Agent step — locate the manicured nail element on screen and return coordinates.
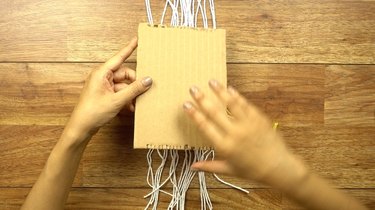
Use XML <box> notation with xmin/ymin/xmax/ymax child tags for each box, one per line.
<box><xmin>141</xmin><ymin>77</ymin><xmax>153</xmax><ymax>87</ymax></box>
<box><xmin>209</xmin><ymin>79</ymin><xmax>219</xmax><ymax>89</ymax></box>
<box><xmin>189</xmin><ymin>86</ymin><xmax>200</xmax><ymax>97</ymax></box>
<box><xmin>183</xmin><ymin>102</ymin><xmax>193</xmax><ymax>110</ymax></box>
<box><xmin>227</xmin><ymin>86</ymin><xmax>237</xmax><ymax>95</ymax></box>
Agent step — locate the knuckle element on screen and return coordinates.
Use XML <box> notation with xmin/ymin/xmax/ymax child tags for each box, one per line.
<box><xmin>204</xmin><ymin>104</ymin><xmax>219</xmax><ymax>119</ymax></box>
<box><xmin>131</xmin><ymin>81</ymin><xmax>145</xmax><ymax>95</ymax></box>
<box><xmin>195</xmin><ymin>115</ymin><xmax>207</xmax><ymax>130</ymax></box>
<box><xmin>124</xmin><ymin>70</ymin><xmax>130</xmax><ymax>80</ymax></box>
<box><xmin>227</xmin><ymin>94</ymin><xmax>239</xmax><ymax>107</ymax></box>
<box><xmin>87</xmin><ymin>70</ymin><xmax>96</xmax><ymax>80</ymax></box>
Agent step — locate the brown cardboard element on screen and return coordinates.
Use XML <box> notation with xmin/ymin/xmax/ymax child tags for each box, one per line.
<box><xmin>134</xmin><ymin>23</ymin><xmax>227</xmax><ymax>149</ymax></box>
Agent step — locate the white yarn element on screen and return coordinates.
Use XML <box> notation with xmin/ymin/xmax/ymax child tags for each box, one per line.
<box><xmin>209</xmin><ymin>0</ymin><xmax>216</xmax><ymax>29</ymax></box>
<box><xmin>144</xmin><ymin>148</ymin><xmax>248</xmax><ymax>210</ymax></box>
<box><xmin>145</xmin><ymin>149</ymin><xmax>171</xmax><ymax>210</ymax></box>
<box><xmin>147</xmin><ymin>0</ymin><xmax>217</xmax><ymax>28</ymax></box>
<box><xmin>211</xmin><ymin>150</ymin><xmax>250</xmax><ymax>194</ymax></box>
<box><xmin>145</xmin><ymin>0</ymin><xmax>154</xmax><ymax>25</ymax></box>
<box><xmin>197</xmin><ymin>149</ymin><xmax>213</xmax><ymax>210</ymax></box>
<box><xmin>143</xmin><ymin>1</ymin><xmax>243</xmax><ymax>209</ymax></box>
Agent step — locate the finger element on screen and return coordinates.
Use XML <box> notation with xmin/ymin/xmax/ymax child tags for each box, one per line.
<box><xmin>183</xmin><ymin>101</ymin><xmax>225</xmax><ymax>148</ymax></box>
<box><xmin>118</xmin><ymin>103</ymin><xmax>135</xmax><ymax>115</ymax></box>
<box><xmin>208</xmin><ymin>80</ymin><xmax>248</xmax><ymax>119</ymax></box>
<box><xmin>189</xmin><ymin>86</ymin><xmax>234</xmax><ymax>133</ymax></box>
<box><xmin>114</xmin><ymin>83</ymin><xmax>128</xmax><ymax>92</ymax></box>
<box><xmin>104</xmin><ymin>37</ymin><xmax>138</xmax><ymax>71</ymax></box>
<box><xmin>129</xmin><ymin>104</ymin><xmax>135</xmax><ymax>112</ymax></box>
<box><xmin>113</xmin><ymin>66</ymin><xmax>136</xmax><ymax>83</ymax></box>
<box><xmin>119</xmin><ymin>103</ymin><xmax>135</xmax><ymax>114</ymax></box>
<box><xmin>227</xmin><ymin>86</ymin><xmax>263</xmax><ymax>119</ymax></box>
<box><xmin>113</xmin><ymin>76</ymin><xmax>152</xmax><ymax>106</ymax></box>
<box><xmin>191</xmin><ymin>160</ymin><xmax>232</xmax><ymax>175</ymax></box>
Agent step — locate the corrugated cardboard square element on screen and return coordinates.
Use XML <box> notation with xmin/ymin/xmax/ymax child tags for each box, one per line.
<box><xmin>134</xmin><ymin>23</ymin><xmax>226</xmax><ymax>149</ymax></box>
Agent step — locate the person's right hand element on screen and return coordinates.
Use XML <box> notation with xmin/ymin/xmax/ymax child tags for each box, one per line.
<box><xmin>183</xmin><ymin>80</ymin><xmax>308</xmax><ymax>189</ymax></box>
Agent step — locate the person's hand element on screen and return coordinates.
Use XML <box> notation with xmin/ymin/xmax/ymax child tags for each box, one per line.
<box><xmin>183</xmin><ymin>80</ymin><xmax>307</xmax><ymax>189</ymax></box>
<box><xmin>67</xmin><ymin>38</ymin><xmax>152</xmax><ymax>138</ymax></box>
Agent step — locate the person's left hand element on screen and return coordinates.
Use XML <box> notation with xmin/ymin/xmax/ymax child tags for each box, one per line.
<box><xmin>67</xmin><ymin>38</ymin><xmax>152</xmax><ymax>137</ymax></box>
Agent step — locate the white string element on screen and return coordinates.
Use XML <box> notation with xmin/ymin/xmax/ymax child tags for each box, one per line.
<box><xmin>208</xmin><ymin>0</ymin><xmax>216</xmax><ymax>29</ymax></box>
<box><xmin>197</xmin><ymin>149</ymin><xmax>213</xmax><ymax>210</ymax></box>
<box><xmin>179</xmin><ymin>150</ymin><xmax>197</xmax><ymax>209</ymax></box>
<box><xmin>202</xmin><ymin>0</ymin><xmax>208</xmax><ymax>29</ymax></box>
<box><xmin>211</xmin><ymin>150</ymin><xmax>250</xmax><ymax>194</ymax></box>
<box><xmin>144</xmin><ymin>149</ymin><xmax>170</xmax><ymax>210</ymax></box>
<box><xmin>160</xmin><ymin>0</ymin><xmax>216</xmax><ymax>28</ymax></box>
<box><xmin>144</xmin><ymin>1</ymin><xmax>221</xmax><ymax>209</ymax></box>
<box><xmin>167</xmin><ymin>150</ymin><xmax>180</xmax><ymax>209</ymax></box>
<box><xmin>213</xmin><ymin>174</ymin><xmax>250</xmax><ymax>194</ymax></box>
<box><xmin>144</xmin><ymin>148</ymin><xmax>248</xmax><ymax>210</ymax></box>
<box><xmin>145</xmin><ymin>0</ymin><xmax>154</xmax><ymax>25</ymax></box>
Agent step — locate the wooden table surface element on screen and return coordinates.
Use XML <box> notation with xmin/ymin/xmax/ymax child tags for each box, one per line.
<box><xmin>0</xmin><ymin>0</ymin><xmax>374</xmax><ymax>209</ymax></box>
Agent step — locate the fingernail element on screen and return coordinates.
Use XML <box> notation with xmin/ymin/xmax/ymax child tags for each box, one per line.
<box><xmin>141</xmin><ymin>77</ymin><xmax>153</xmax><ymax>87</ymax></box>
<box><xmin>209</xmin><ymin>79</ymin><xmax>219</xmax><ymax>89</ymax></box>
<box><xmin>183</xmin><ymin>102</ymin><xmax>193</xmax><ymax>110</ymax></box>
<box><xmin>189</xmin><ymin>86</ymin><xmax>199</xmax><ymax>97</ymax></box>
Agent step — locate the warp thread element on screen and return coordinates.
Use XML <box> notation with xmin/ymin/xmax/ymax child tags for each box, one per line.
<box><xmin>144</xmin><ymin>149</ymin><xmax>248</xmax><ymax>210</ymax></box>
<box><xmin>146</xmin><ymin>0</ymin><xmax>217</xmax><ymax>29</ymax></box>
<box><xmin>143</xmin><ymin>1</ymin><xmax>248</xmax><ymax>209</ymax></box>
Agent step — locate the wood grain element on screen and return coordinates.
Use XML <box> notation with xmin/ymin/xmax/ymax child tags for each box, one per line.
<box><xmin>325</xmin><ymin>65</ymin><xmax>375</xmax><ymax>126</ymax></box>
<box><xmin>0</xmin><ymin>188</ymin><xmax>281</xmax><ymax>210</ymax></box>
<box><xmin>1</xmin><ymin>0</ymin><xmax>374</xmax><ymax>63</ymax></box>
<box><xmin>2</xmin><ymin>63</ymin><xmax>373</xmax><ymax>126</ymax></box>
<box><xmin>0</xmin><ymin>63</ymin><xmax>327</xmax><ymax>126</ymax></box>
<box><xmin>228</xmin><ymin>64</ymin><xmax>325</xmax><ymax>126</ymax></box>
<box><xmin>1</xmin><ymin>188</ymin><xmax>374</xmax><ymax>210</ymax></box>
<box><xmin>1</xmin><ymin>0</ymin><xmax>374</xmax><ymax>208</ymax></box>
<box><xmin>281</xmin><ymin>189</ymin><xmax>375</xmax><ymax>210</ymax></box>
<box><xmin>0</xmin><ymin>124</ymin><xmax>373</xmax><ymax>189</ymax></box>
<box><xmin>1</xmin><ymin>63</ymin><xmax>373</xmax><ymax>191</ymax></box>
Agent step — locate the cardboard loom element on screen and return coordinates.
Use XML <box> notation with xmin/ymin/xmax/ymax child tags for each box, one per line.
<box><xmin>134</xmin><ymin>23</ymin><xmax>226</xmax><ymax>149</ymax></box>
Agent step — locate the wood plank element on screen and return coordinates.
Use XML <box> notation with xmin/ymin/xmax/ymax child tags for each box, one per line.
<box><xmin>282</xmin><ymin>189</ymin><xmax>375</xmax><ymax>210</ymax></box>
<box><xmin>229</xmin><ymin>64</ymin><xmax>325</xmax><ymax>126</ymax></box>
<box><xmin>0</xmin><ymin>63</ymin><xmax>373</xmax><ymax>188</ymax></box>
<box><xmin>1</xmin><ymin>0</ymin><xmax>374</xmax><ymax>63</ymax></box>
<box><xmin>325</xmin><ymin>65</ymin><xmax>375</xmax><ymax>126</ymax></box>
<box><xmin>0</xmin><ymin>63</ymin><xmax>326</xmax><ymax>127</ymax></box>
<box><xmin>0</xmin><ymin>188</ymin><xmax>281</xmax><ymax>210</ymax></box>
<box><xmin>281</xmin><ymin>126</ymin><xmax>375</xmax><ymax>189</ymax></box>
<box><xmin>0</xmin><ymin>125</ymin><xmax>373</xmax><ymax>188</ymax></box>
<box><xmin>1</xmin><ymin>188</ymin><xmax>374</xmax><ymax>210</ymax></box>
<box><xmin>0</xmin><ymin>125</ymin><xmax>83</xmax><ymax>187</ymax></box>
<box><xmin>0</xmin><ymin>0</ymin><xmax>68</xmax><ymax>62</ymax></box>
<box><xmin>0</xmin><ymin>63</ymin><xmax>92</xmax><ymax>125</ymax></box>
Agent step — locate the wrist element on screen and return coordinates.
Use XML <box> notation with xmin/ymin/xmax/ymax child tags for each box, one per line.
<box><xmin>281</xmin><ymin>155</ymin><xmax>310</xmax><ymax>192</ymax></box>
<box><xmin>60</xmin><ymin>122</ymin><xmax>96</xmax><ymax>150</ymax></box>
<box><xmin>263</xmin><ymin>152</ymin><xmax>310</xmax><ymax>192</ymax></box>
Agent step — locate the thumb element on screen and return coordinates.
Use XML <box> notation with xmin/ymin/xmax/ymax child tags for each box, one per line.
<box><xmin>191</xmin><ymin>160</ymin><xmax>232</xmax><ymax>175</ymax></box>
<box><xmin>114</xmin><ymin>76</ymin><xmax>152</xmax><ymax>105</ymax></box>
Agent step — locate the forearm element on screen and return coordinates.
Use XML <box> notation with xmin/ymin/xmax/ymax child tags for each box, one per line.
<box><xmin>285</xmin><ymin>172</ymin><xmax>367</xmax><ymax>210</ymax></box>
<box><xmin>22</xmin><ymin>126</ymin><xmax>92</xmax><ymax>210</ymax></box>
<box><xmin>268</xmin><ymin>153</ymin><xmax>367</xmax><ymax>210</ymax></box>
